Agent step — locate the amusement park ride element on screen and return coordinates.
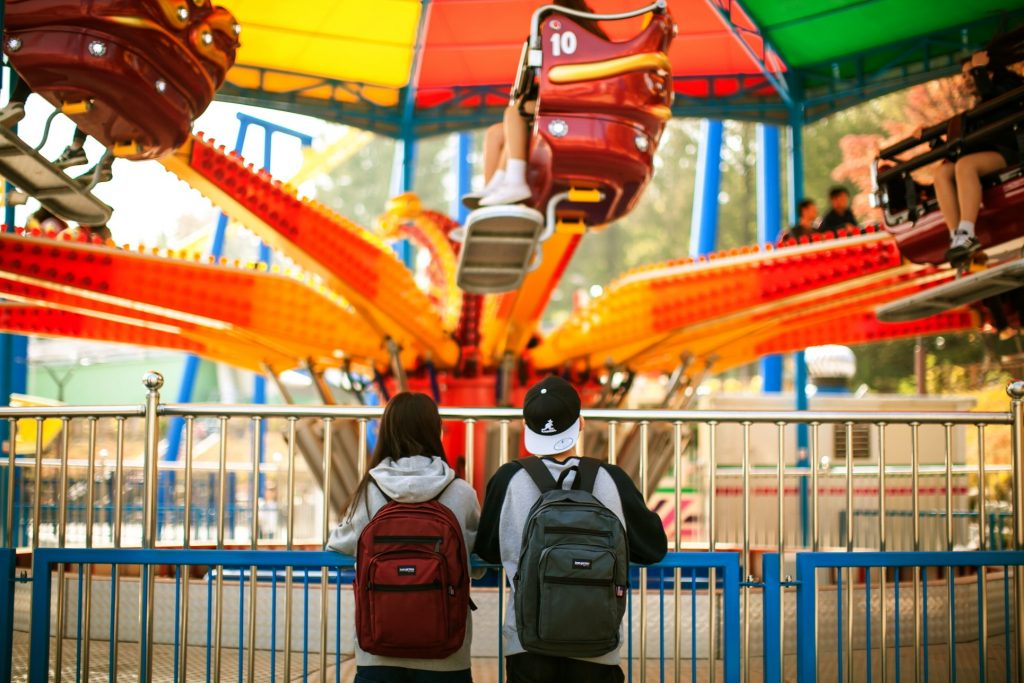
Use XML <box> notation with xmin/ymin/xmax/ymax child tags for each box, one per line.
<box><xmin>0</xmin><ymin>0</ymin><xmax>1018</xmax><ymax>497</ymax></box>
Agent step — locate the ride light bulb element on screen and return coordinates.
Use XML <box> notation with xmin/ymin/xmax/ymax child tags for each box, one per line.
<box><xmin>155</xmin><ymin>79</ymin><xmax>167</xmax><ymax>93</ymax></box>
<box><xmin>88</xmin><ymin>40</ymin><xmax>107</xmax><ymax>57</ymax></box>
<box><xmin>548</xmin><ymin>119</ymin><xmax>569</xmax><ymax>138</ymax></box>
<box><xmin>5</xmin><ymin>37</ymin><xmax>21</xmax><ymax>52</ymax></box>
<box><xmin>177</xmin><ymin>7</ymin><xmax>189</xmax><ymax>22</ymax></box>
<box><xmin>635</xmin><ymin>135</ymin><xmax>650</xmax><ymax>152</ymax></box>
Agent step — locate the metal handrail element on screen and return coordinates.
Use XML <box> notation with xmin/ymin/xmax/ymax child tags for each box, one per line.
<box><xmin>0</xmin><ymin>405</ymin><xmax>143</xmax><ymax>418</ymax></box>
<box><xmin>148</xmin><ymin>402</ymin><xmax>1015</xmax><ymax>425</ymax></box>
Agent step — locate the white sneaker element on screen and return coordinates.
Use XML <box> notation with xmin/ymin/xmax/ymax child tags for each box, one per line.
<box><xmin>479</xmin><ymin>181</ymin><xmax>532</xmax><ymax>207</ymax></box>
<box><xmin>462</xmin><ymin>171</ymin><xmax>505</xmax><ymax>210</ymax></box>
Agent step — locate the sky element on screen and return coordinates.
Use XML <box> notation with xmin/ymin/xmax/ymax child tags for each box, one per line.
<box><xmin>11</xmin><ymin>84</ymin><xmax>341</xmax><ymax>248</ymax></box>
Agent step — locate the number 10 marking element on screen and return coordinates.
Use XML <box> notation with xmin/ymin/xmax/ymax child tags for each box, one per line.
<box><xmin>550</xmin><ymin>31</ymin><xmax>578</xmax><ymax>57</ymax></box>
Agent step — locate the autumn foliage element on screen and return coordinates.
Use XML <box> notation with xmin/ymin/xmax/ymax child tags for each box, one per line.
<box><xmin>831</xmin><ymin>77</ymin><xmax>972</xmax><ymax>220</ymax></box>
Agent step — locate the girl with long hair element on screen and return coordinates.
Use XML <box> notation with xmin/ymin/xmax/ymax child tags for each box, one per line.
<box><xmin>327</xmin><ymin>392</ymin><xmax>481</xmax><ymax>682</ymax></box>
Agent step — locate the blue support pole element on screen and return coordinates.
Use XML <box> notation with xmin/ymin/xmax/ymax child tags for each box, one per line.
<box><xmin>164</xmin><ymin>115</ymin><xmax>311</xmax><ymax>511</ymax></box>
<box><xmin>452</xmin><ymin>132</ymin><xmax>473</xmax><ymax>225</ymax></box>
<box><xmin>756</xmin><ymin>124</ymin><xmax>783</xmax><ymax>392</ymax></box>
<box><xmin>388</xmin><ymin>134</ymin><xmax>417</xmax><ymax>269</ymax></box>
<box><xmin>689</xmin><ymin>119</ymin><xmax>723</xmax><ymax>257</ymax></box>
<box><xmin>788</xmin><ymin>99</ymin><xmax>811</xmax><ymax>545</ymax></box>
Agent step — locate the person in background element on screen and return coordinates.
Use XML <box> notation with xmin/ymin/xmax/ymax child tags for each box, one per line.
<box><xmin>780</xmin><ymin>198</ymin><xmax>819</xmax><ymax>242</ymax></box>
<box><xmin>326</xmin><ymin>392</ymin><xmax>480</xmax><ymax>683</ymax></box>
<box><xmin>26</xmin><ymin>207</ymin><xmax>68</xmax><ymax>234</ymax></box>
<box><xmin>819</xmin><ymin>186</ymin><xmax>858</xmax><ymax>233</ymax></box>
<box><xmin>926</xmin><ymin>28</ymin><xmax>1024</xmax><ymax>262</ymax></box>
<box><xmin>462</xmin><ymin>0</ymin><xmax>609</xmax><ymax>208</ymax></box>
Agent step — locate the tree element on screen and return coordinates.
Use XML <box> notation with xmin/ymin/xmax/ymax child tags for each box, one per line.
<box><xmin>831</xmin><ymin>77</ymin><xmax>970</xmax><ymax>219</ymax></box>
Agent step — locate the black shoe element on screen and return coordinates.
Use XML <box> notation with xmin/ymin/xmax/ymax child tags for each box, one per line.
<box><xmin>461</xmin><ymin>192</ymin><xmax>483</xmax><ymax>211</ymax></box>
<box><xmin>54</xmin><ymin>146</ymin><xmax>88</xmax><ymax>170</ymax></box>
<box><xmin>944</xmin><ymin>233</ymin><xmax>980</xmax><ymax>264</ymax></box>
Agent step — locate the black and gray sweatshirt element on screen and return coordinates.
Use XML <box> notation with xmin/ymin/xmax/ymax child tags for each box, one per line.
<box><xmin>474</xmin><ymin>455</ymin><xmax>668</xmax><ymax>665</ymax></box>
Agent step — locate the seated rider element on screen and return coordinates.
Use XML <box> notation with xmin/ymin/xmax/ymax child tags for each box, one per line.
<box><xmin>819</xmin><ymin>186</ymin><xmax>858</xmax><ymax>233</ymax></box>
<box><xmin>462</xmin><ymin>0</ymin><xmax>609</xmax><ymax>208</ymax></box>
<box><xmin>779</xmin><ymin>198</ymin><xmax>819</xmax><ymax>242</ymax></box>
<box><xmin>0</xmin><ymin>77</ymin><xmax>114</xmax><ymax>186</ymax></box>
<box><xmin>922</xmin><ymin>28</ymin><xmax>1024</xmax><ymax>263</ymax></box>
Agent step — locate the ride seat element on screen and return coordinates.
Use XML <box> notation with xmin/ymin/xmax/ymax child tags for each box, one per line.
<box><xmin>520</xmin><ymin>10</ymin><xmax>675</xmax><ymax>227</ymax></box>
<box><xmin>3</xmin><ymin>0</ymin><xmax>239</xmax><ymax>160</ymax></box>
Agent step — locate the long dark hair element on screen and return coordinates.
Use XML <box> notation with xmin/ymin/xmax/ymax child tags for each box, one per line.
<box><xmin>554</xmin><ymin>0</ymin><xmax>610</xmax><ymax>41</ymax></box>
<box><xmin>345</xmin><ymin>392</ymin><xmax>449</xmax><ymax>515</ymax></box>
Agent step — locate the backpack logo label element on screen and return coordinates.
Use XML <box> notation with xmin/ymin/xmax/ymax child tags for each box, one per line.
<box><xmin>397</xmin><ymin>566</ymin><xmax>417</xmax><ymax>576</ymax></box>
<box><xmin>541</xmin><ymin>419</ymin><xmax>556</xmax><ymax>433</ymax></box>
<box><xmin>572</xmin><ymin>559</ymin><xmax>592</xmax><ymax>570</ymax></box>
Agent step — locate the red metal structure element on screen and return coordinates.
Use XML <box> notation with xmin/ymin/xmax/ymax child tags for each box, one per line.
<box><xmin>3</xmin><ymin>0</ymin><xmax>239</xmax><ymax>159</ymax></box>
<box><xmin>521</xmin><ymin>7</ymin><xmax>675</xmax><ymax>225</ymax></box>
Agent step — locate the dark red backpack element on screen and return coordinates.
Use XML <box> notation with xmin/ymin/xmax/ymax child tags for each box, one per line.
<box><xmin>355</xmin><ymin>480</ymin><xmax>470</xmax><ymax>658</ymax></box>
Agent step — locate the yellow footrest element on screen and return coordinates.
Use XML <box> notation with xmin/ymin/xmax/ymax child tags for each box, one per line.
<box><xmin>112</xmin><ymin>140</ymin><xmax>144</xmax><ymax>157</ymax></box>
<box><xmin>60</xmin><ymin>100</ymin><xmax>92</xmax><ymax>115</ymax></box>
<box><xmin>568</xmin><ymin>187</ymin><xmax>602</xmax><ymax>203</ymax></box>
<box><xmin>557</xmin><ymin>218</ymin><xmax>587</xmax><ymax>235</ymax></box>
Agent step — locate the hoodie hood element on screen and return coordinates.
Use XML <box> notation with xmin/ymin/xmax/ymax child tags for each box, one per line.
<box><xmin>369</xmin><ymin>455</ymin><xmax>455</xmax><ymax>503</ymax></box>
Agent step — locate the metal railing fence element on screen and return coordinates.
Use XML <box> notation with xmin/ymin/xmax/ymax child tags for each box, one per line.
<box><xmin>789</xmin><ymin>550</ymin><xmax>1024</xmax><ymax>683</ymax></box>
<box><xmin>23</xmin><ymin>548</ymin><xmax>742</xmax><ymax>683</ymax></box>
<box><xmin>0</xmin><ymin>373</ymin><xmax>1022</xmax><ymax>682</ymax></box>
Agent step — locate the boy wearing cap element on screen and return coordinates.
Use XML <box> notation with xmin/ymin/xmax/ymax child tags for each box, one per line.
<box><xmin>475</xmin><ymin>376</ymin><xmax>667</xmax><ymax>682</ymax></box>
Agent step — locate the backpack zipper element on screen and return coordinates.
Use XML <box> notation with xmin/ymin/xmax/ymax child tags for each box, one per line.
<box><xmin>543</xmin><ymin>576</ymin><xmax>613</xmax><ymax>587</ymax></box>
<box><xmin>373</xmin><ymin>534</ymin><xmax>443</xmax><ymax>552</ymax></box>
<box><xmin>544</xmin><ymin>526</ymin><xmax>611</xmax><ymax>536</ymax></box>
<box><xmin>370</xmin><ymin>580</ymin><xmax>443</xmax><ymax>592</ymax></box>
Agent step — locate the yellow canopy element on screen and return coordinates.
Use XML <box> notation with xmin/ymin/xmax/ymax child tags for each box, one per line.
<box><xmin>225</xmin><ymin>0</ymin><xmax>422</xmax><ymax>108</ymax></box>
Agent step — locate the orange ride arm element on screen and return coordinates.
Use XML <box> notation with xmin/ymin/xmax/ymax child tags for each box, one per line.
<box><xmin>628</xmin><ymin>264</ymin><xmax>949</xmax><ymax>372</ymax></box>
<box><xmin>481</xmin><ymin>231</ymin><xmax>582</xmax><ymax>364</ymax></box>
<box><xmin>0</xmin><ymin>276</ymin><xmax>296</xmax><ymax>372</ymax></box>
<box><xmin>375</xmin><ymin>194</ymin><xmax>462</xmax><ymax>332</ymax></box>
<box><xmin>161</xmin><ymin>134</ymin><xmax>459</xmax><ymax>367</ymax></box>
<box><xmin>531</xmin><ymin>230</ymin><xmax>902</xmax><ymax>369</ymax></box>
<box><xmin>708</xmin><ymin>308</ymin><xmax>977</xmax><ymax>375</ymax></box>
<box><xmin>0</xmin><ymin>232</ymin><xmax>387</xmax><ymax>368</ymax></box>
<box><xmin>0</xmin><ymin>304</ymin><xmax>284</xmax><ymax>369</ymax></box>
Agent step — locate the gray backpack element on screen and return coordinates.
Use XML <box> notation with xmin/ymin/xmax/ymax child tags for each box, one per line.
<box><xmin>513</xmin><ymin>457</ymin><xmax>629</xmax><ymax>658</ymax></box>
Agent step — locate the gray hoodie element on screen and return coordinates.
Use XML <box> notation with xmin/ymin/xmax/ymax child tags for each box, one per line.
<box><xmin>326</xmin><ymin>455</ymin><xmax>480</xmax><ymax>671</ymax></box>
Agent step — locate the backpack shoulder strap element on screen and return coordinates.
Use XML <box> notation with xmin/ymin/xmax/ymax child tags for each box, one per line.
<box><xmin>572</xmin><ymin>457</ymin><xmax>601</xmax><ymax>494</ymax></box>
<box><xmin>517</xmin><ymin>457</ymin><xmax>558</xmax><ymax>493</ymax></box>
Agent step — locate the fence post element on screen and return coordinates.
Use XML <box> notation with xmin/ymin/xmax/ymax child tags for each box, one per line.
<box><xmin>140</xmin><ymin>371</ymin><xmax>163</xmax><ymax>683</ymax></box>
<box><xmin>794</xmin><ymin>553</ymin><xmax>816</xmax><ymax>683</ymax></box>
<box><xmin>0</xmin><ymin>548</ymin><xmax>14</xmax><ymax>683</ymax></box>
<box><xmin>1009</xmin><ymin>380</ymin><xmax>1024</xmax><ymax>680</ymax></box>
<box><xmin>142</xmin><ymin>371</ymin><xmax>163</xmax><ymax>547</ymax></box>
<box><xmin>763</xmin><ymin>553</ymin><xmax>780</xmax><ymax>683</ymax></box>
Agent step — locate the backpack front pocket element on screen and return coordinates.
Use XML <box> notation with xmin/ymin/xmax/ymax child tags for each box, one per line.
<box><xmin>366</xmin><ymin>550</ymin><xmax>449</xmax><ymax>649</ymax></box>
<box><xmin>537</xmin><ymin>544</ymin><xmax>622</xmax><ymax>646</ymax></box>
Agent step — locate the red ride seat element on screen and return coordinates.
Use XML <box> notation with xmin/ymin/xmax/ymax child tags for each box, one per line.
<box><xmin>3</xmin><ymin>0</ymin><xmax>240</xmax><ymax>160</ymax></box>
<box><xmin>520</xmin><ymin>8</ymin><xmax>675</xmax><ymax>226</ymax></box>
